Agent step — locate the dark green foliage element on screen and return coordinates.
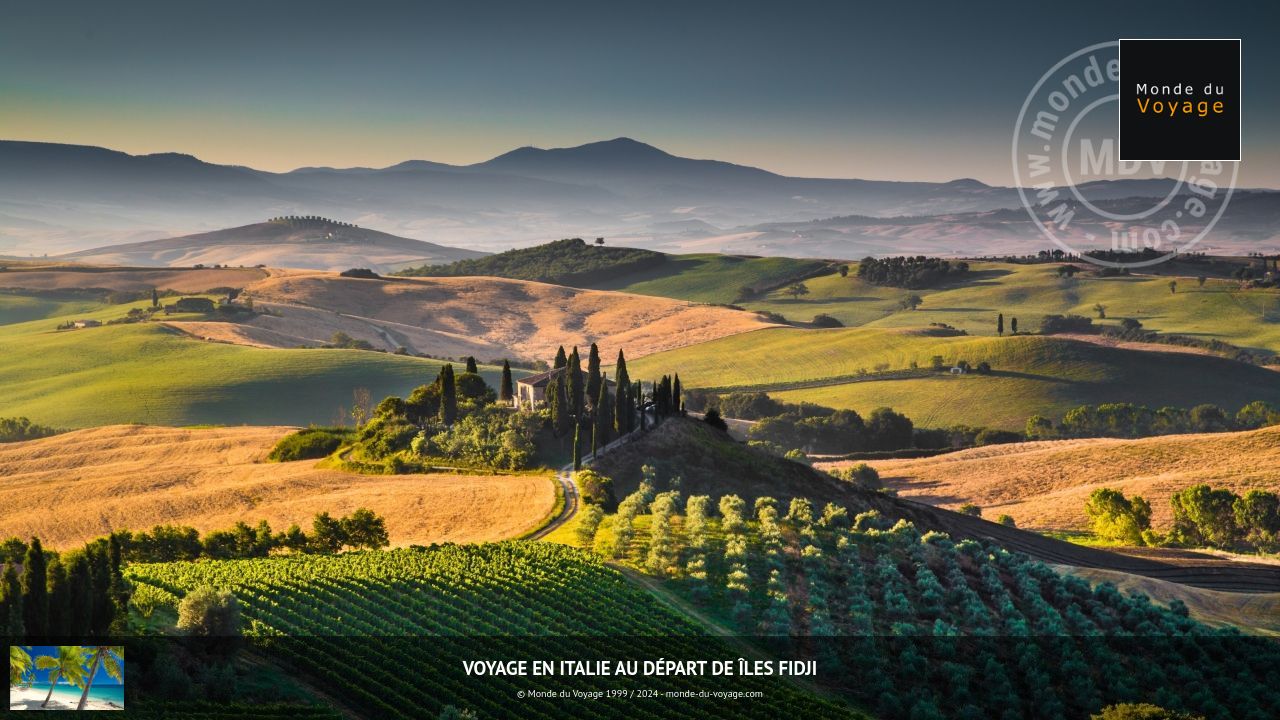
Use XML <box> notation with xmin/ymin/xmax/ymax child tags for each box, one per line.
<box><xmin>438</xmin><ymin>364</ymin><xmax>458</xmax><ymax>425</ymax></box>
<box><xmin>997</xmin><ymin>313</ymin><xmax>1004</xmax><ymax>335</ymax></box>
<box><xmin>0</xmin><ymin>564</ymin><xmax>22</xmax><ymax>635</ymax></box>
<box><xmin>613</xmin><ymin>351</ymin><xmax>632</xmax><ymax>435</ymax></box>
<box><xmin>702</xmin><ymin>408</ymin><xmax>728</xmax><ymax>432</ymax></box>
<box><xmin>857</xmin><ymin>256</ymin><xmax>969</xmax><ymax>288</ymax></box>
<box><xmin>21</xmin><ymin>537</ymin><xmax>48</xmax><ymax>636</ymax></box>
<box><xmin>586</xmin><ymin>344</ymin><xmax>602</xmax><ymax>410</ymax></box>
<box><xmin>464</xmin><ymin>356</ymin><xmax>479</xmax><ymax>374</ymax></box>
<box><xmin>397</xmin><ymin>237</ymin><xmax>666</xmax><ymax>285</ymax></box>
<box><xmin>1170</xmin><ymin>484</ymin><xmax>1240</xmax><ymax>549</ymax></box>
<box><xmin>593</xmin><ymin>375</ymin><xmax>612</xmax><ymax>451</ymax></box>
<box><xmin>1039</xmin><ymin>314</ymin><xmax>1095</xmax><ymax>334</ymax></box>
<box><xmin>567</xmin><ymin>348</ymin><xmax>585</xmax><ymax>418</ymax></box>
<box><xmin>406</xmin><ymin>382</ymin><xmax>443</xmax><ymax>424</ymax></box>
<box><xmin>811</xmin><ymin>313</ymin><xmax>843</xmax><ymax>328</ymax></box>
<box><xmin>867</xmin><ymin>407</ymin><xmax>914</xmax><ymax>450</ymax></box>
<box><xmin>338</xmin><ymin>268</ymin><xmax>380</xmax><ymax>279</ymax></box>
<box><xmin>342</xmin><ymin>508</ymin><xmax>390</xmax><ymax>550</ymax></box>
<box><xmin>499</xmin><ymin>360</ymin><xmax>513</xmax><ymax>403</ymax></box>
<box><xmin>575</xmin><ymin>469</ymin><xmax>615</xmax><ymax>508</ymax></box>
<box><xmin>572</xmin><ymin>421</ymin><xmax>582</xmax><ymax>471</ymax></box>
<box><xmin>1033</xmin><ymin>401</ymin><xmax>1269</xmax><ymax>440</ymax></box>
<box><xmin>553</xmin><ymin>346</ymin><xmax>567</xmax><ymax>369</ymax></box>
<box><xmin>267</xmin><ymin>427</ymin><xmax>354</xmax><ymax>462</ymax></box>
<box><xmin>0</xmin><ymin>416</ymin><xmax>59</xmax><ymax>443</ymax></box>
<box><xmin>453</xmin><ymin>372</ymin><xmax>494</xmax><ymax>403</ymax></box>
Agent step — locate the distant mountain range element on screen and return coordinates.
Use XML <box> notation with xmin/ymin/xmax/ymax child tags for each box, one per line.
<box><xmin>1</xmin><ymin>138</ymin><xmax>1276</xmax><ymax>260</ymax></box>
<box><xmin>59</xmin><ymin>218</ymin><xmax>486</xmax><ymax>272</ymax></box>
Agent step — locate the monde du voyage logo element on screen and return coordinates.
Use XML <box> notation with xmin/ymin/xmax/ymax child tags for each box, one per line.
<box><xmin>1013</xmin><ymin>39</ymin><xmax>1242</xmax><ymax>268</ymax></box>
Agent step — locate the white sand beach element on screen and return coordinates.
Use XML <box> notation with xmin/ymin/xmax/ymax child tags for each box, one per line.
<box><xmin>8</xmin><ymin>685</ymin><xmax>122</xmax><ymax>711</ymax></box>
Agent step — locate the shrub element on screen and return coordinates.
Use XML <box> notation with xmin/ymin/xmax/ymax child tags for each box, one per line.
<box><xmin>1085</xmin><ymin>488</ymin><xmax>1152</xmax><ymax>545</ymax></box>
<box><xmin>811</xmin><ymin>313</ymin><xmax>844</xmax><ymax>328</ymax></box>
<box><xmin>996</xmin><ymin>514</ymin><xmax>1016</xmax><ymax>527</ymax></box>
<box><xmin>575</xmin><ymin>470</ymin><xmax>615</xmax><ymax>508</ymax></box>
<box><xmin>974</xmin><ymin>428</ymin><xmax>1022</xmax><ymax>446</ymax></box>
<box><xmin>1039</xmin><ymin>314</ymin><xmax>1094</xmax><ymax>334</ymax></box>
<box><xmin>267</xmin><ymin>428</ymin><xmax>353</xmax><ymax>462</ymax></box>
<box><xmin>177</xmin><ymin>586</ymin><xmax>241</xmax><ymax>636</ymax></box>
<box><xmin>957</xmin><ymin>504</ymin><xmax>982</xmax><ymax>517</ymax></box>
<box><xmin>702</xmin><ymin>408</ymin><xmax>729</xmax><ymax>432</ymax></box>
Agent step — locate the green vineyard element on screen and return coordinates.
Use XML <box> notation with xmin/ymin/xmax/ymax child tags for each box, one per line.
<box><xmin>126</xmin><ymin>543</ymin><xmax>864</xmax><ymax>719</ymax></box>
<box><xmin>591</xmin><ymin>487</ymin><xmax>1280</xmax><ymax>720</ymax></box>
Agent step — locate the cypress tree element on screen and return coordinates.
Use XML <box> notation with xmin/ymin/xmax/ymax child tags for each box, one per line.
<box><xmin>499</xmin><ymin>360</ymin><xmax>514</xmax><ymax>403</ymax></box>
<box><xmin>1011</xmin><ymin>318</ymin><xmax>1018</xmax><ymax>334</ymax></box>
<box><xmin>46</xmin><ymin>557</ymin><xmax>69</xmax><ymax>635</ymax></box>
<box><xmin>21</xmin><ymin>537</ymin><xmax>48</xmax><ymax>637</ymax></box>
<box><xmin>673</xmin><ymin>374</ymin><xmax>682</xmax><ymax>415</ymax></box>
<box><xmin>438</xmin><ymin>364</ymin><xmax>457</xmax><ymax>425</ymax></box>
<box><xmin>465</xmin><ymin>356</ymin><xmax>479</xmax><ymax>374</ymax></box>
<box><xmin>638</xmin><ymin>382</ymin><xmax>648</xmax><ymax>431</ymax></box>
<box><xmin>567</xmin><ymin>347</ymin><xmax>585</xmax><ymax>419</ymax></box>
<box><xmin>151</xmin><ymin>288</ymin><xmax>159</xmax><ymax>308</ymax></box>
<box><xmin>614</xmin><ymin>350</ymin><xmax>631</xmax><ymax>435</ymax></box>
<box><xmin>633</xmin><ymin>381</ymin><xmax>643</xmax><ymax>432</ymax></box>
<box><xmin>997</xmin><ymin>313</ymin><xmax>1004</xmax><ymax>336</ymax></box>
<box><xmin>553</xmin><ymin>346</ymin><xmax>567</xmax><ymax>369</ymax></box>
<box><xmin>572</xmin><ymin>420</ymin><xmax>582</xmax><ymax>471</ymax></box>
<box><xmin>88</xmin><ymin>545</ymin><xmax>113</xmax><ymax>637</ymax></box>
<box><xmin>594</xmin><ymin>373</ymin><xmax>612</xmax><ymax>452</ymax></box>
<box><xmin>1</xmin><ymin>565</ymin><xmax>22</xmax><ymax>635</ymax></box>
<box><xmin>548</xmin><ymin>374</ymin><xmax>571</xmax><ymax>436</ymax></box>
<box><xmin>66</xmin><ymin>552</ymin><xmax>92</xmax><ymax>637</ymax></box>
<box><xmin>586</xmin><ymin>343</ymin><xmax>602</xmax><ymax>409</ymax></box>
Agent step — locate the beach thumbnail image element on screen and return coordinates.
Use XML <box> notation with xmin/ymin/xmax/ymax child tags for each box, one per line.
<box><xmin>9</xmin><ymin>646</ymin><xmax>123</xmax><ymax>711</ymax></box>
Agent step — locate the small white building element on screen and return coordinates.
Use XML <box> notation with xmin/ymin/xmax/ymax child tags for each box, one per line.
<box><xmin>73</xmin><ymin>319</ymin><xmax>102</xmax><ymax>329</ymax></box>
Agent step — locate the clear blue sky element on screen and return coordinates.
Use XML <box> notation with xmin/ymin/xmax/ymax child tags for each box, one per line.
<box><xmin>2</xmin><ymin>0</ymin><xmax>1276</xmax><ymax>185</ymax></box>
<box><xmin>23</xmin><ymin>647</ymin><xmax>123</xmax><ymax>686</ymax></box>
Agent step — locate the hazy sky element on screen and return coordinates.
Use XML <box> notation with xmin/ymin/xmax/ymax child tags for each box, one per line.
<box><xmin>3</xmin><ymin>0</ymin><xmax>1278</xmax><ymax>186</ymax></box>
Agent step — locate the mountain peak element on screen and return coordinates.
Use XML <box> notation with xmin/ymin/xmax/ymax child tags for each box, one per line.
<box><xmin>479</xmin><ymin>137</ymin><xmax>672</xmax><ymax>167</ymax></box>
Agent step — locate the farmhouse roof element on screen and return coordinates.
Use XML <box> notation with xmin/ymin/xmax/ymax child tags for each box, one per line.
<box><xmin>516</xmin><ymin>367</ymin><xmax>619</xmax><ymax>388</ymax></box>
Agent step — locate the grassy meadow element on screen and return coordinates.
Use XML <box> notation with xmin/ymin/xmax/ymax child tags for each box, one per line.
<box><xmin>744</xmin><ymin>262</ymin><xmax>1280</xmax><ymax>352</ymax></box>
<box><xmin>586</xmin><ymin>253</ymin><xmax>829</xmax><ymax>304</ymax></box>
<box><xmin>0</xmin><ymin>301</ymin><xmax>505</xmax><ymax>428</ymax></box>
<box><xmin>630</xmin><ymin>327</ymin><xmax>1280</xmax><ymax>429</ymax></box>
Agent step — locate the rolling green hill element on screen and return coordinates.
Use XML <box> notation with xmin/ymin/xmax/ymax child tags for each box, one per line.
<box><xmin>743</xmin><ymin>262</ymin><xmax>1280</xmax><ymax>352</ymax></box>
<box><xmin>397</xmin><ymin>237</ymin><xmax>666</xmax><ymax>285</ymax></box>
<box><xmin>630</xmin><ymin>327</ymin><xmax>1280</xmax><ymax>429</ymax></box>
<box><xmin>0</xmin><ymin>308</ymin><xmax>503</xmax><ymax>428</ymax></box>
<box><xmin>0</xmin><ymin>292</ymin><xmax>106</xmax><ymax>324</ymax></box>
<box><xmin>585</xmin><ymin>253</ymin><xmax>830</xmax><ymax>304</ymax></box>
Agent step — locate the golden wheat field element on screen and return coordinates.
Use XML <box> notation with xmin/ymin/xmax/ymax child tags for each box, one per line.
<box><xmin>170</xmin><ymin>270</ymin><xmax>776</xmax><ymax>362</ymax></box>
<box><xmin>817</xmin><ymin>426</ymin><xmax>1280</xmax><ymax>531</ymax></box>
<box><xmin>0</xmin><ymin>425</ymin><xmax>556</xmax><ymax>548</ymax></box>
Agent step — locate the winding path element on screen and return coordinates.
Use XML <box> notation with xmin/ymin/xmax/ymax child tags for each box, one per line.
<box><xmin>525</xmin><ymin>465</ymin><xmax>578</xmax><ymax>540</ymax></box>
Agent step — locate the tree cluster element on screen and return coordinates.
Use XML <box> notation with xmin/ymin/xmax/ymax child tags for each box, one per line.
<box><xmin>1026</xmin><ymin>401</ymin><xmax>1279</xmax><ymax>440</ymax></box>
<box><xmin>398</xmin><ymin>237</ymin><xmax>666</xmax><ymax>285</ymax></box>
<box><xmin>856</xmin><ymin>256</ymin><xmax>969</xmax><ymax>289</ymax></box>
<box><xmin>0</xmin><ymin>535</ymin><xmax>127</xmax><ymax>638</ymax></box>
<box><xmin>116</xmin><ymin>509</ymin><xmax>390</xmax><ymax>562</ymax></box>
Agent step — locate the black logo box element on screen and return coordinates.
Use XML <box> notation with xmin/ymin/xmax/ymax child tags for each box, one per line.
<box><xmin>1119</xmin><ymin>38</ymin><xmax>1241</xmax><ymax>162</ymax></box>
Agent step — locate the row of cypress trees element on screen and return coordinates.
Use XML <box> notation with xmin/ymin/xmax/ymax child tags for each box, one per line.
<box><xmin>0</xmin><ymin>535</ymin><xmax>127</xmax><ymax>638</ymax></box>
